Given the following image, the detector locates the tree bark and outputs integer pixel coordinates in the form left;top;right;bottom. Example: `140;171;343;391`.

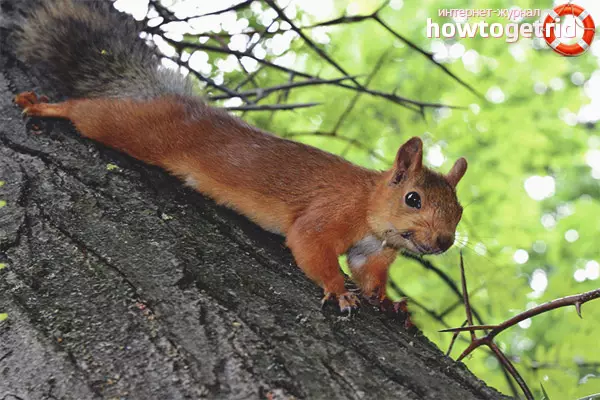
0;3;507;399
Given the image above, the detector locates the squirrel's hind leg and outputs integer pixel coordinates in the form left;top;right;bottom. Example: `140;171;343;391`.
14;91;44;108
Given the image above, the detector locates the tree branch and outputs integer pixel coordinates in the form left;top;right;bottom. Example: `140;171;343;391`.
373;15;483;99
263;0;361;88
441;289;600;337
224;102;320;111
401;251;486;326
150;0;254;22
441;254;600;400
208;76;360;101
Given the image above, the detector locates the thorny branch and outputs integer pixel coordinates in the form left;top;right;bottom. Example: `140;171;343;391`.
442;252;600;400
443;288;600;339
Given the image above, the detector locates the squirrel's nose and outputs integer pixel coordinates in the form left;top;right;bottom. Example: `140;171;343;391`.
436;234;454;252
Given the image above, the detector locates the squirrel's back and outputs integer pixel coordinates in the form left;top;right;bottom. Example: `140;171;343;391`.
15;0;191;99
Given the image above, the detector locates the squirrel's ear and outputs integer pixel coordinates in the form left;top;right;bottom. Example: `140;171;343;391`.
391;137;423;184
446;157;468;187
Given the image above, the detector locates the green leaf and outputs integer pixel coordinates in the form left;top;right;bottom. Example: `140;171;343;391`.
0;313;7;322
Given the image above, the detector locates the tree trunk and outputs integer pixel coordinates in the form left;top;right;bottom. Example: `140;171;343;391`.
0;3;507;399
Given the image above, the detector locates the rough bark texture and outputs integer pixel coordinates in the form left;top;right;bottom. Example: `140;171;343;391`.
0;2;508;399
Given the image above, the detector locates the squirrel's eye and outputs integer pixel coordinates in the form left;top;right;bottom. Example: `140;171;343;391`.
405;192;421;209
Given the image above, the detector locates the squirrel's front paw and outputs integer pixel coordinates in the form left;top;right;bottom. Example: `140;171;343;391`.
380;297;415;329
321;291;360;315
363;288;415;328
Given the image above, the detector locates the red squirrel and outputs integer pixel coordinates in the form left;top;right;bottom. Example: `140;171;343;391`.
13;0;467;314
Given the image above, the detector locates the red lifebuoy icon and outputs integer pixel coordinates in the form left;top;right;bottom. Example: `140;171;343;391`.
544;3;595;56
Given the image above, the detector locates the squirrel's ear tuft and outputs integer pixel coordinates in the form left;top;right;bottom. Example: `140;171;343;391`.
446;157;468;187
391;137;423;184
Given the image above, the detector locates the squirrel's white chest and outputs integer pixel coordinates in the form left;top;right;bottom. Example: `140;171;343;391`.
346;235;385;270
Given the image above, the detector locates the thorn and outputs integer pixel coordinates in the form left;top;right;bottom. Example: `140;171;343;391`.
575;302;582;318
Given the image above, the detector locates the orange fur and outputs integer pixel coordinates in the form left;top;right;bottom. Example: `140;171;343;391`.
14;92;467;312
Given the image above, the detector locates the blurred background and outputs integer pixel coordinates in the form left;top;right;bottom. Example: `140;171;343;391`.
114;0;600;397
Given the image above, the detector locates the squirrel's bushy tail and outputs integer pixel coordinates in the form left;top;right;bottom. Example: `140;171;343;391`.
16;0;190;98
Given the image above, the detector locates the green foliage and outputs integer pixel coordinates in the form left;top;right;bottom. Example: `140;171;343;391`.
148;0;600;397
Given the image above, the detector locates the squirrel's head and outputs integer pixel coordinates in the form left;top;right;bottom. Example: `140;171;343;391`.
368;137;467;255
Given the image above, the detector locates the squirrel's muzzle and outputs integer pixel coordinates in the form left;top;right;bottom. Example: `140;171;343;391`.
435;234;455;253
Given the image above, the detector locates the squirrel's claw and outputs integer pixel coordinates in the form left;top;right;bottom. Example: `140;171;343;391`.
380;297;408;313
321;292;335;308
321;291;360;315
380;297;415;329
362;288;414;328
339;292;360;315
